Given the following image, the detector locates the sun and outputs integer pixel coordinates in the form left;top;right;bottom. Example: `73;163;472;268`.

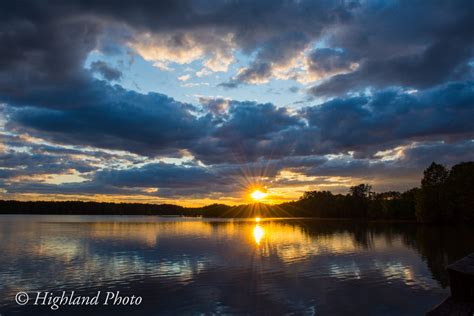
250;189;267;201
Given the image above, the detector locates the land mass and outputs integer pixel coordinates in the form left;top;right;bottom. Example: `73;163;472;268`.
1;161;473;223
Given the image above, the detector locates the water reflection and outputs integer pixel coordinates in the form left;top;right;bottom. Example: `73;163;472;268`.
0;215;473;315
253;223;265;245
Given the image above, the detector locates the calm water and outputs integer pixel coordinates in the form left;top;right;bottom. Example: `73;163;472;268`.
1;216;473;315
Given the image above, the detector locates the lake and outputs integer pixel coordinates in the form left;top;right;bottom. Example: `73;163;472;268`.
1;215;473;315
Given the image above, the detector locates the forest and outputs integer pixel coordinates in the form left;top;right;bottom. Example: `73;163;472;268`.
1;161;473;223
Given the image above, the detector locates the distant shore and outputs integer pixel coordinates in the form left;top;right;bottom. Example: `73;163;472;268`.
0;211;422;224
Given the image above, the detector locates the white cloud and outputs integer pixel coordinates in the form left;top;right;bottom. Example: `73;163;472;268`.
178;74;191;81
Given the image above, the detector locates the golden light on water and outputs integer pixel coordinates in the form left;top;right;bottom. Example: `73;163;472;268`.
253;224;265;245
250;189;267;201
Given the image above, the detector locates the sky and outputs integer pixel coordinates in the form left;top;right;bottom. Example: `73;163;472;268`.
0;0;473;206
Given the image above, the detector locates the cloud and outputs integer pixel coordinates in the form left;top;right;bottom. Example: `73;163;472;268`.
178;74;191;82
131;32;206;65
0;150;95;180
198;97;230;116
221;62;273;87
303;81;474;156
221;32;312;87
5;80;474;169
5;82;212;157
1;0;472;99
198;81;474;164
1;158;240;198
309;1;474;96
130;31;235;73
190;100;303;164
305;48;358;81
0;1;473;200
90;61;123;81
94;162;214;188
4;139;473;198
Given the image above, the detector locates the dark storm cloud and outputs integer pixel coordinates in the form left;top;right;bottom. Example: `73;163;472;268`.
0;132;145;166
91;162;246;198
401;140;474;169
5;81;474;166
6;82;212;157
220;62;273;88
310;0;474;96
2;160;238;198
303;81;474;156
310;43;474;97
90;61;123;81
212;0;473;90
306;48;356;78
1;0;472;100
195;81;474;164
0;3;102;108
190;100;303;164
0;150;95;179
0;0;473;102
222;32;313;87
2;180;141;196
94;162;215;189
216;101;300;139
0;0;359;96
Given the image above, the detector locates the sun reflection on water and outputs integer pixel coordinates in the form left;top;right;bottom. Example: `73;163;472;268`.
253;224;265;245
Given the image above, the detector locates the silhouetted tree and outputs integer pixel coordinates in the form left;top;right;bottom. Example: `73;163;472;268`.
397;188;418;220
350;184;373;199
416;162;451;223
421;162;449;187
446;162;474;222
349;184;373;217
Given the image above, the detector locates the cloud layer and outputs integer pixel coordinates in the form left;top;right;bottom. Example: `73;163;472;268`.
0;0;473;203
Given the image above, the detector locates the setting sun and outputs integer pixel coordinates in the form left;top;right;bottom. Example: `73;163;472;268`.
250;189;267;201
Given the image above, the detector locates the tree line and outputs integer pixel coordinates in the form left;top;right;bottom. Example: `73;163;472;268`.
0;161;472;223
282;161;473;223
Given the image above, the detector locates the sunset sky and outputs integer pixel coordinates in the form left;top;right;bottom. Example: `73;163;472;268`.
0;0;473;206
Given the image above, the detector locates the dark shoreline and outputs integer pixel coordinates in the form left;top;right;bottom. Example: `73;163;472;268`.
0;202;453;225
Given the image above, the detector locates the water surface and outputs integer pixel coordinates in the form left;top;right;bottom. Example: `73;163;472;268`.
1;215;473;315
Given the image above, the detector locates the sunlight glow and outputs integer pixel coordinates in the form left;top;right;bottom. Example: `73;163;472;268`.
250;189;267;201
253;224;265;245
